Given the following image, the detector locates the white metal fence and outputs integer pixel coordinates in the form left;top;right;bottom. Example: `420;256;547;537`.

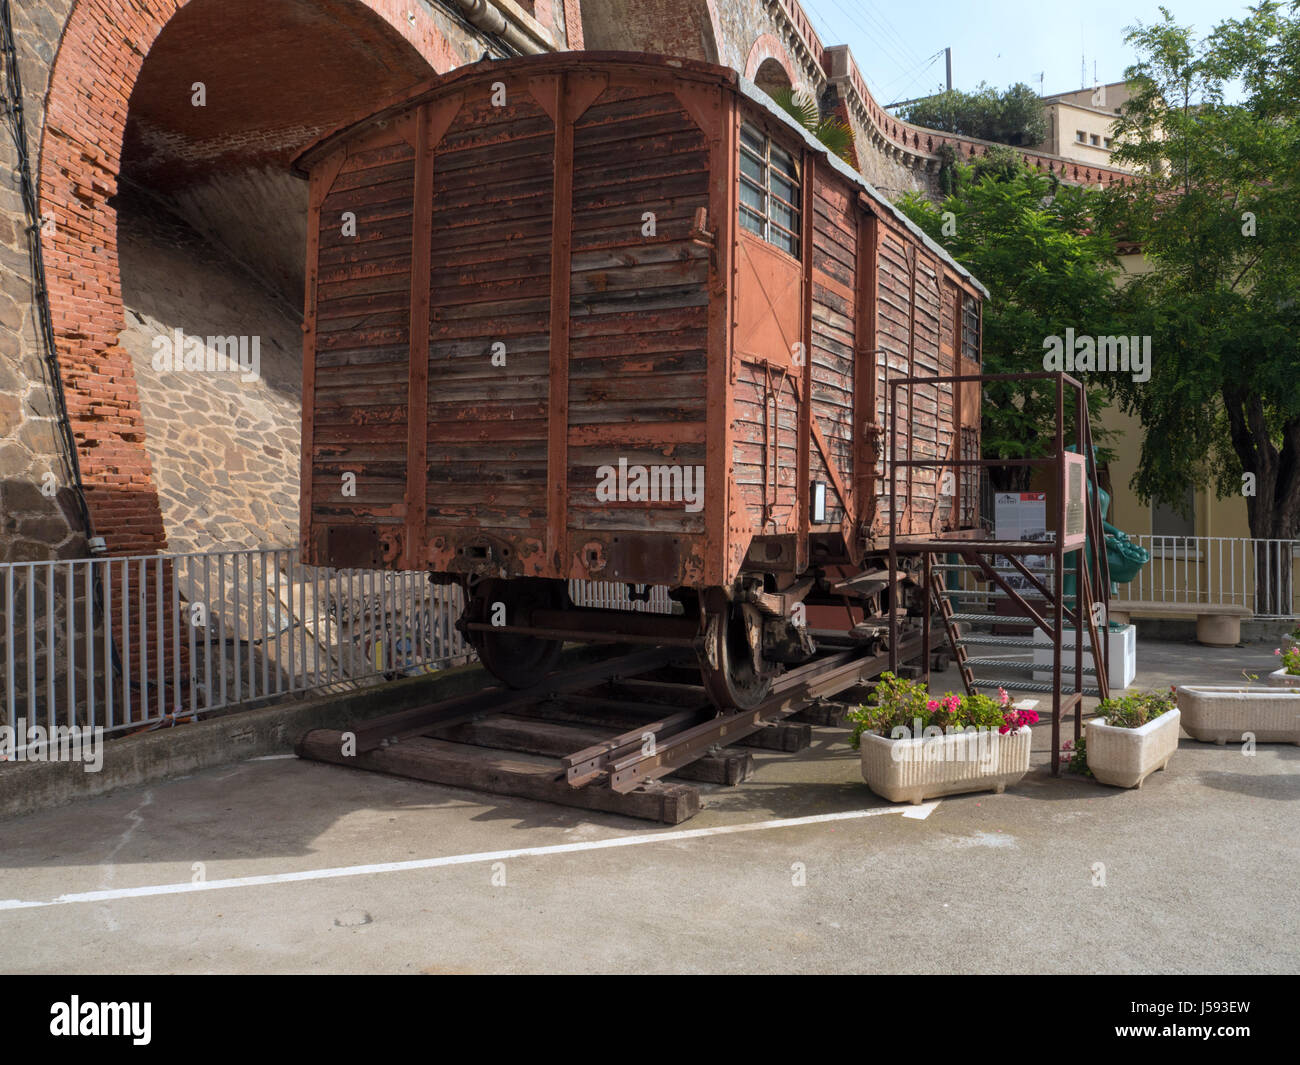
0;546;674;742
1122;536;1299;617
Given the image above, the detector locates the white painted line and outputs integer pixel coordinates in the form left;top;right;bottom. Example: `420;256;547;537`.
246;754;297;761
0;805;927;911
901;801;939;820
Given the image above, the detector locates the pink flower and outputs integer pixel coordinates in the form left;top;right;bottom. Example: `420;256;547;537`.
927;699;941;712
998;687;1010;706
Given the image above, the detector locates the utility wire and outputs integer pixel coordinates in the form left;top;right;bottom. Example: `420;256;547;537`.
842;0;928;72
799;0;889;98
0;0;95;542
879;50;945;102
825;0;928;77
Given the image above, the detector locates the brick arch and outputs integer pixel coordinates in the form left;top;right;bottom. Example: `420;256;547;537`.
37;0;455;554
744;33;797;88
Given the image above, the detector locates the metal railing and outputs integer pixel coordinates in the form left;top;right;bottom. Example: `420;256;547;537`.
0;547;679;741
1121;536;1299;618
1;548;473;740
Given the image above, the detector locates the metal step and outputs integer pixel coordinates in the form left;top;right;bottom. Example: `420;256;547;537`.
947;612;1037;624
955;633;1039;647
935;588;1052;602
932;563;1053;575
963;657;1036;672
964;657;1096;675
971;678;1102;696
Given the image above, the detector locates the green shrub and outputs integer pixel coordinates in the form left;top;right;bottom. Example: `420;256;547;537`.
1094;690;1175;729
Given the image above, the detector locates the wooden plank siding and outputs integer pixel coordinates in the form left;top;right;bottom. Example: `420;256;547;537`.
425;89;556;534
295;54;985;585
310;138;416;542
807;170;856;528
565;86;711;539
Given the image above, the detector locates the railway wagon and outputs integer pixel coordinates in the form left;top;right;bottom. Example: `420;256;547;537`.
293;52;988;709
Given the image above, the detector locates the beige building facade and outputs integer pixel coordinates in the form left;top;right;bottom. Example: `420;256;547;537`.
1036;81;1136;170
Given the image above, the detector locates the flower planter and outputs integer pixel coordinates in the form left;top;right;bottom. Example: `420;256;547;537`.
1267;669;1300;688
859;726;1032;805
1086;708;1180;788
1175;686;1300;745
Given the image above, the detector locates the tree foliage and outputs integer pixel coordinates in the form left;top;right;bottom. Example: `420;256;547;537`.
897;83;1048;148
898;163;1120;490
1101;1;1300;540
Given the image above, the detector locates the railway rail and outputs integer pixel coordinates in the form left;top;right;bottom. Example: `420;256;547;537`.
296;635;922;823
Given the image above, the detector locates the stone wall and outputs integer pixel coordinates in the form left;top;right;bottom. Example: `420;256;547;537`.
1;0;84;563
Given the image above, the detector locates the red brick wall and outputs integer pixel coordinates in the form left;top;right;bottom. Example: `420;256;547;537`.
35;0;541;557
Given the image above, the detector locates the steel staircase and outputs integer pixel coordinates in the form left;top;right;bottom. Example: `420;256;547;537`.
885;370;1113;774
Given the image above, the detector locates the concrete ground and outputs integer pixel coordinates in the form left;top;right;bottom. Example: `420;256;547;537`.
0;637;1296;975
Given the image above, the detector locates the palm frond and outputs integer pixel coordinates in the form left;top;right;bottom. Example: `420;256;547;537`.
769;86;820;132
768;87;859;166
814;118;857;165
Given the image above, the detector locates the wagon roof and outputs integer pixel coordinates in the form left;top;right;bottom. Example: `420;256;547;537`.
293;51;987;299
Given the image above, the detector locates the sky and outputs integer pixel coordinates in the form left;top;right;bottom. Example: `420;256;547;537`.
796;0;1256;104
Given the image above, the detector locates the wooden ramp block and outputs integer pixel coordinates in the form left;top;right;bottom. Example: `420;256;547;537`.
732;721;812;752
430;715;752;787
789;700;853;727
297;729;701;824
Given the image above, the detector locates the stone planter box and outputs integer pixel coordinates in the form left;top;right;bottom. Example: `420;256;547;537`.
1175;686;1300;745
859;726;1032;805
1268;669;1300;688
1086;708;1180;788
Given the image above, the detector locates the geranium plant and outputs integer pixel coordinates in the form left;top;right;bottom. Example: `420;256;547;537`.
848;672;1039;748
1274;646;1300;675
1062;735;1090;776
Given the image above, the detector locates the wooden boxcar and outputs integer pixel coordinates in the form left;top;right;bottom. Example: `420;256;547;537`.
294;52;987;707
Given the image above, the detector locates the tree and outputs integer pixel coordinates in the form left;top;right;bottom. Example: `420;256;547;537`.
897;162;1121;491
1102;2;1300;596
897;83;1048;148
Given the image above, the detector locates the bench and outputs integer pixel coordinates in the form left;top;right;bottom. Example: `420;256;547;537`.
1107;600;1253;647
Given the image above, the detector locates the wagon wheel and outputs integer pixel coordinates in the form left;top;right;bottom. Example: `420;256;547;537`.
469;578;563;689
698;594;772;712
